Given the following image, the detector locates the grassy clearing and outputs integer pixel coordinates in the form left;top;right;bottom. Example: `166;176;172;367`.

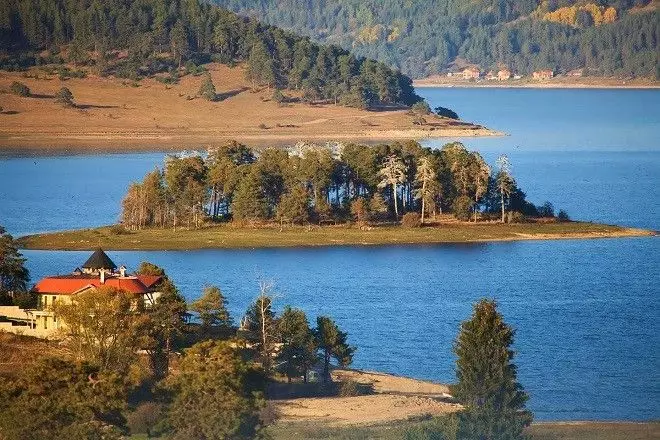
264;420;660;440
18;222;654;251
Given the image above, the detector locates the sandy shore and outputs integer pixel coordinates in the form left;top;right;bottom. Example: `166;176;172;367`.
0;65;502;153
273;369;459;426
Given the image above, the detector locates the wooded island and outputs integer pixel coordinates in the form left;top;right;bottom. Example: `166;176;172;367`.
18;140;654;250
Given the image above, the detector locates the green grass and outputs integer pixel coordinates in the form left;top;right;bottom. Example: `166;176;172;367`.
128;421;660;440
265;420;660;440
17;221;653;251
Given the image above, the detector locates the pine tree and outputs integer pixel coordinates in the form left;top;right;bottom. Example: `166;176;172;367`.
277;306;318;382
246;39;276;88
453;299;532;440
377;154;407;218
276;185;310;224
244;282;277;370
198;73;217;101
190;285;232;332
55;87;75;107
314;316;355;383
413;156;437;224
496;155;515;223
231;168;268;221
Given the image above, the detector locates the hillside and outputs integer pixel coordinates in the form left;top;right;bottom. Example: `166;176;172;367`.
212;0;659;79
0;64;497;151
0;0;420;110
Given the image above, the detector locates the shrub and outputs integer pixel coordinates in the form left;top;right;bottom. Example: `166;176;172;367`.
434;106;459;119
338;380;373;397
109;224;131;235
198;73;216;101
55;87;75;107
126;402;165;436
401;212;422;228
411;101;431;115
537;201;555;217
350;197;370;223
557;209;570;222
452;195;474;221
272;88;285;103
508;211;525;223
9;81;30;97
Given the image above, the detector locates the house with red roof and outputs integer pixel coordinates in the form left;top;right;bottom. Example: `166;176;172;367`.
7;249;164;337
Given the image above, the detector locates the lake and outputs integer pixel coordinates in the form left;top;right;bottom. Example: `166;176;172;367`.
1;88;659;421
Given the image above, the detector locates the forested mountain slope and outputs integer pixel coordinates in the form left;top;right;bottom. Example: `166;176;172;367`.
212;0;659;79
0;0;421;108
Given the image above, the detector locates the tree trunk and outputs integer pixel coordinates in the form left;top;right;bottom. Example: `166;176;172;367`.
393;183;399;218
501;191;505;223
421;180;426;224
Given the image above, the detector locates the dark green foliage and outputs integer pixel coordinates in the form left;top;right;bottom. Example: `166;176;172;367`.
198;73;217;101
272;88;285;103
411;101;431;115
0;226;29;304
121;141;547;228
537;201;555;217
137;263;188;377
9;81;30;97
314;316;355;383
435;106;459;119
189;285;232;331
277;306;318;382
0;0;421;107
244;290;277;369
212;0;658;79
231;168;269;221
453;299;533;440
276;185;310;224
0;357;128;439
54;86;74;107
453;195;475;221
162;340;265;440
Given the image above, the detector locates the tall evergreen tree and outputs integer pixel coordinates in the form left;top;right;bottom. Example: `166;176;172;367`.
231;168;268;221
314;316;355;383
453;299;532;440
0;226;30;300
198;73;217;101
277;306;318;382
190;285;232;332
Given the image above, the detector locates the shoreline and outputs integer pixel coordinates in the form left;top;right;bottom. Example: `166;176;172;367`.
17;223;655;251
413;76;660;89
0;66;503;154
0;127;505;156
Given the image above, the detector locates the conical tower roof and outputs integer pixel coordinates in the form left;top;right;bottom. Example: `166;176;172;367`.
82;248;117;270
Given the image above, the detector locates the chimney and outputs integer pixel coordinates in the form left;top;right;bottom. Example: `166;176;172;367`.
119;266;126;277
100;270;105;284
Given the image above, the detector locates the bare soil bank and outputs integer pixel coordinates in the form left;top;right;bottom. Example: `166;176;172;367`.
0;64;501;153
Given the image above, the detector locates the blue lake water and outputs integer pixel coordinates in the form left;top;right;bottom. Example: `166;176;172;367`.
1;88;659;421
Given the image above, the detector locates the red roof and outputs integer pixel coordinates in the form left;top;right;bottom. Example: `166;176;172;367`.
33;274;162;295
